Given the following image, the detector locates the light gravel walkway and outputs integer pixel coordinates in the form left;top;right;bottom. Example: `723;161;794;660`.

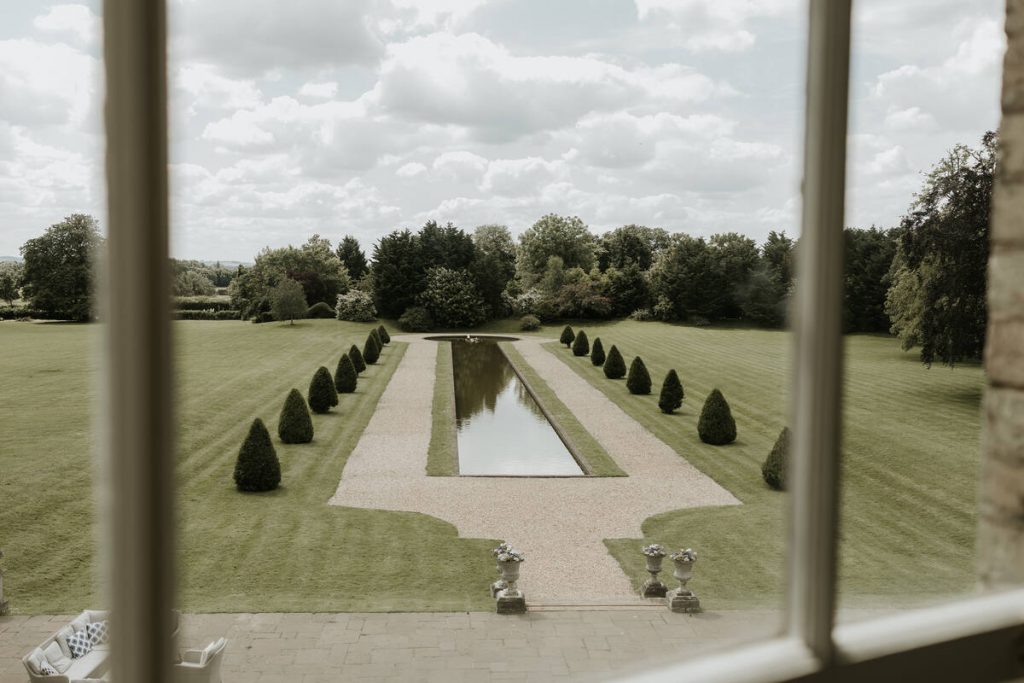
330;335;739;604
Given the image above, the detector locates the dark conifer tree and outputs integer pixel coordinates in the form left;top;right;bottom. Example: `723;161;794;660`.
560;325;575;348
658;369;684;414
234;418;281;492
308;366;338;413
572;330;590;357
762;427;791;490
698;388;737;445
278;388;314;444
626;356;652;394
603;345;626;379
335;354;358;393
349;344;366;373
363;332;381;364
590;337;606;366
377;325;390;344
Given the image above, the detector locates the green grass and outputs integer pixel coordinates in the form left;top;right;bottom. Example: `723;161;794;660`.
426;341;458;476
0;320;498;614
500;342;625;477
545;320;983;609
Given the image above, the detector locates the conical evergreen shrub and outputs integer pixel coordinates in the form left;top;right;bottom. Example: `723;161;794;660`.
698;388;737;445
349;344;366;373
658;369;684;414
378;325;390;344
626;356;652;394
234;418;281;492
308;366;338;413
762;427;791;490
335;353;357;393
278;388;314;444
591;337;605;366
604;345;626;379
370;327;383;352
560;325;575;348
572;330;590;357
363;332;380;364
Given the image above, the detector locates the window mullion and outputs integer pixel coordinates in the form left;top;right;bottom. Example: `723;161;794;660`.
786;0;852;663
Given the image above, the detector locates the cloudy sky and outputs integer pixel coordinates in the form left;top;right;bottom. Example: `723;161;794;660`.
0;0;1005;261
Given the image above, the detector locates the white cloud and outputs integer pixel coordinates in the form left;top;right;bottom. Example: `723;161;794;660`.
299;81;339;99
633;0;791;52
0;39;98;126
396;161;427;178
175;64;263;111
432;150;489;180
33;4;99;46
480;156;568;195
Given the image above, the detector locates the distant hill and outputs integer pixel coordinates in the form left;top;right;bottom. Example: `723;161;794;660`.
0;256;22;263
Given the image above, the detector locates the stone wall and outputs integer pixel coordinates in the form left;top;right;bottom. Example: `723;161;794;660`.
978;0;1024;589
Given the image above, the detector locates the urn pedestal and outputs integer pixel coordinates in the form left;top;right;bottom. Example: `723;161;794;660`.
641;554;667;598
495;560;526;614
667;558;700;613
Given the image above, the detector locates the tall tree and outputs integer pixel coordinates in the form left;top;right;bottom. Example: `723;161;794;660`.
335;235;368;280
419;221;476;272
471;224;516;316
269;277;307;324
0;261;23;306
596;224;671;271
20;214;103;321
843;227;897;333
417;267;487;328
370;229;422;318
886;132;995;366
708;232;760;319
516;214;595;284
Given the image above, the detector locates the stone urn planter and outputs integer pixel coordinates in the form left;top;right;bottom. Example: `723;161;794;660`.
667;548;700;613
490;543;509;598
493;546;526;615
641;544;667;598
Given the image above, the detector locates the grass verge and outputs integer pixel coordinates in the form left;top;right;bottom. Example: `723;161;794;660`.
500;342;625;477
426;341;458;476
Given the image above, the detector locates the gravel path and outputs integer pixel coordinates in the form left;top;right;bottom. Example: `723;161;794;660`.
329;335;739;604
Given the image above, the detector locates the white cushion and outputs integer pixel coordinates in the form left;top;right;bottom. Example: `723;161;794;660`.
25;647;47;674
43;640;73;673
199;638;224;665
66;629;93;658
56;625;75;659
38;658;58;675
70;613;90;633
65;649;106;679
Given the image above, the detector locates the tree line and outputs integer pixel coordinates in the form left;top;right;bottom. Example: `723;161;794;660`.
3;133;994;366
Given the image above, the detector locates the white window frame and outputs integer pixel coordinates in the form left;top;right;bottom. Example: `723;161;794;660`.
98;0;1024;681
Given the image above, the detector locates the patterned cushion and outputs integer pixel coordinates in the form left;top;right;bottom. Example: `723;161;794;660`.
86;620;109;645
66;629;93;658
38;659;58;675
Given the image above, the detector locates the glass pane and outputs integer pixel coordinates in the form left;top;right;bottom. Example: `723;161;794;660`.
836;0;1004;624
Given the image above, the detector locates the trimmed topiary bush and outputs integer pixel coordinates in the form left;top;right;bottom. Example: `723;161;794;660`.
377;325;390;344
520;314;541;331
335;354;357;393
626;356;652;394
604;345;626;379
698;388;737;445
560;325;575;348
591;337;605;366
349;344;366;374
370;327;383;352
398;306;434;332
658;369;684;414
363;332;380;364
572;330;590;357
278;388;314;444
762;427;791;490
234;418;281;492
307;301;335;318
308;366;338;413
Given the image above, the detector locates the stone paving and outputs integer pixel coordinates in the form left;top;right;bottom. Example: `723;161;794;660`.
0;609;789;682
330;335;739;604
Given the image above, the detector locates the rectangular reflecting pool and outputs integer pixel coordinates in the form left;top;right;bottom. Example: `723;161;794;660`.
447;338;583;476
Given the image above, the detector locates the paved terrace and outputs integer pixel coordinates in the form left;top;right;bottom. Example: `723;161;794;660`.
1;608;785;682
330;335;740;604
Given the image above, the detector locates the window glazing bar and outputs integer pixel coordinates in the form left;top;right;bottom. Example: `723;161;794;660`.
101;0;176;681
786;0;852;662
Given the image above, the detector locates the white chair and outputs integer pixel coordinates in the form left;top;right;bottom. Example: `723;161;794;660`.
174;638;226;683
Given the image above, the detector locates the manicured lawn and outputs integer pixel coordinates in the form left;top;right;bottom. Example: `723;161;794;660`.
0;320;497;614
426;341;457;476
544;320;983;609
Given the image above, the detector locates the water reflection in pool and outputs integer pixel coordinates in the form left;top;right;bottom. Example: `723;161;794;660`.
450;339;583;476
